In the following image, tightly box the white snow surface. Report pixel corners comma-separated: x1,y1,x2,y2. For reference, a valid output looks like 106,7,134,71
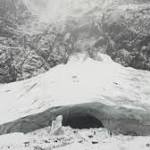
0,53,150,124
0,133,28,147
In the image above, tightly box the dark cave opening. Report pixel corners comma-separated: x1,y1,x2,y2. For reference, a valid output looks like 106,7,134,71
63,114,104,129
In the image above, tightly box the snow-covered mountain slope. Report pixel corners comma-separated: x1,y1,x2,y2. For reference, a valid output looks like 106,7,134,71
0,53,150,125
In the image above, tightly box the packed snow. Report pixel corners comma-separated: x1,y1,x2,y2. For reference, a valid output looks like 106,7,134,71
0,53,150,125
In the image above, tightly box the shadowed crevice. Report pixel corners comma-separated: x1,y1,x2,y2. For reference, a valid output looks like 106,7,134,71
63,113,104,129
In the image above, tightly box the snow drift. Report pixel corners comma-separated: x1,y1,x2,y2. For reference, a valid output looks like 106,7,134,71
0,53,150,135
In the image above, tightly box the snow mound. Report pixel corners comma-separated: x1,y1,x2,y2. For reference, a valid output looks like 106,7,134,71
0,53,150,125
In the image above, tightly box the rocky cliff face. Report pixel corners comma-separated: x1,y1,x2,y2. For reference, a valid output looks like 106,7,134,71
1,0,150,83
102,4,150,70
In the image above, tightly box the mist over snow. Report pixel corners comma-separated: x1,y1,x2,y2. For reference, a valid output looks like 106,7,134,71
23,0,112,22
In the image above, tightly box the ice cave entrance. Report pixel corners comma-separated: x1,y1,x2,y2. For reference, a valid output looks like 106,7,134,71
62,112,104,129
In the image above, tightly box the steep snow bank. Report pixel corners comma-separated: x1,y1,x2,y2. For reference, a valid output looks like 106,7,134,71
0,53,150,125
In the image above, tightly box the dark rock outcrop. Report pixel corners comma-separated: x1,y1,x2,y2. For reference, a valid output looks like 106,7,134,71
0,45,17,83
102,5,150,70
1,1,150,83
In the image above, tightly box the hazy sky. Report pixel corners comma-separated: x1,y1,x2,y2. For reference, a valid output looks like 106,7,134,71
23,0,105,22
24,0,71,22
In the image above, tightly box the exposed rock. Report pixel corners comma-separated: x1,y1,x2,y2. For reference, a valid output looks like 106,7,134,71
1,1,150,83
0,45,17,83
102,4,150,70
20,51,48,80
